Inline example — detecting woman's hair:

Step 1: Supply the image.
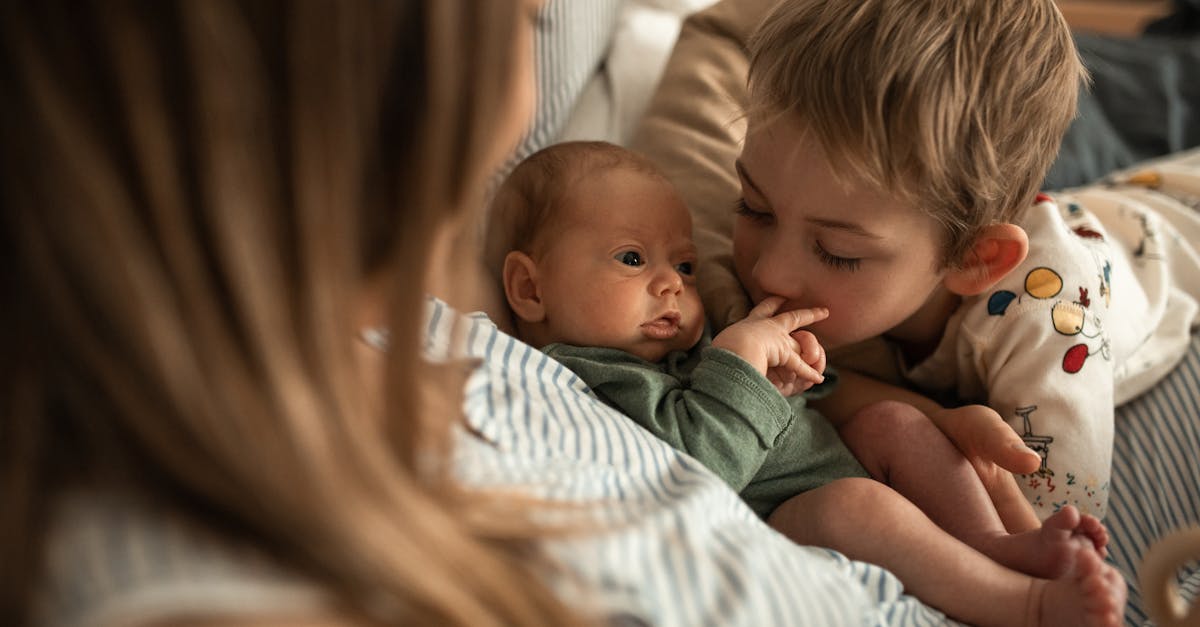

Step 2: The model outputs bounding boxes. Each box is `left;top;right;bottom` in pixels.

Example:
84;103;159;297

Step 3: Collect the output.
747;0;1088;266
0;1;589;625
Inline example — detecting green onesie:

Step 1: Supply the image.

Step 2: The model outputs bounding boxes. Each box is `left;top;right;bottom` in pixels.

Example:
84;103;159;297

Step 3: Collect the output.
544;338;868;518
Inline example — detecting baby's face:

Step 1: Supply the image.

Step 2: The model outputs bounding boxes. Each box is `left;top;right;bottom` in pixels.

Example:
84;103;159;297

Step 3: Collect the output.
732;116;949;350
534;167;705;362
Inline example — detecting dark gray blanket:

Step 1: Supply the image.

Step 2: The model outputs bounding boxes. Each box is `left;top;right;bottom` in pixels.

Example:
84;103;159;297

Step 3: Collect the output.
1046;30;1200;190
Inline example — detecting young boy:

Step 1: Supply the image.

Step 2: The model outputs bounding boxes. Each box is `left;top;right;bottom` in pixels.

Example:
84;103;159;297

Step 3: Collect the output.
724;0;1200;523
486;140;1126;627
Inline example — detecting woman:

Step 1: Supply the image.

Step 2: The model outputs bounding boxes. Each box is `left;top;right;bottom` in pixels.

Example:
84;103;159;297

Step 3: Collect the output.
0;1;589;624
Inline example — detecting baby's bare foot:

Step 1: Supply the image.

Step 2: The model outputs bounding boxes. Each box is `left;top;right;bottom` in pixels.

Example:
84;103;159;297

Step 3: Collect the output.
1034;547;1126;627
979;505;1097;578
1076;513;1109;558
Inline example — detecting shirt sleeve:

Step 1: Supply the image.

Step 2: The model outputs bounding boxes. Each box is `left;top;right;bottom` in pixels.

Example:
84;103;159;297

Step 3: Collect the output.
545;344;792;493
970;299;1115;518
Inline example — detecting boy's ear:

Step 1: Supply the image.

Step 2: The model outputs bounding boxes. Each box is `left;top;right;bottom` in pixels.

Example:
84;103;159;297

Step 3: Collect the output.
943;223;1029;296
502;250;546;323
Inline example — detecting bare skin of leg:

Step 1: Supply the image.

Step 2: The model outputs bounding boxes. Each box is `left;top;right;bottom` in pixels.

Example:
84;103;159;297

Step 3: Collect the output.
936;408;1043;534
768;478;1126;627
839;401;1107;578
812;370;1043;533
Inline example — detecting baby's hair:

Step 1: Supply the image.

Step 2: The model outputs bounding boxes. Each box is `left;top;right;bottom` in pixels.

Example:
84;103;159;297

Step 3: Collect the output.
485;140;666;283
747;0;1088;266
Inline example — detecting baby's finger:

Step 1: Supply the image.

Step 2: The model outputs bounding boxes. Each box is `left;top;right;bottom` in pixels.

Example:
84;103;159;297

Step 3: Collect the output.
783;351;825;385
766;369;788;394
747;295;787;320
792;331;826;372
769;363;803;396
772;306;829;331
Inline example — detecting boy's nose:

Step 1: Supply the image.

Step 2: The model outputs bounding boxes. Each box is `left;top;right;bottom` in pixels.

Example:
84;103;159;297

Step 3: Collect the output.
753;244;804;301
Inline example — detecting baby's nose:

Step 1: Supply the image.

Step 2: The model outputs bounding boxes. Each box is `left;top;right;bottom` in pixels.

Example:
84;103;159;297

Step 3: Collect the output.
651;267;684;295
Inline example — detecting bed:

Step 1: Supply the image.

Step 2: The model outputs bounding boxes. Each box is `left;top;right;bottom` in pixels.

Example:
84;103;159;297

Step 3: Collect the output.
486;1;1200;624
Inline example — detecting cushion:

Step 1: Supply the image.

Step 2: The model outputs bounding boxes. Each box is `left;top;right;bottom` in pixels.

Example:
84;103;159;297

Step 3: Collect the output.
498;0;625;181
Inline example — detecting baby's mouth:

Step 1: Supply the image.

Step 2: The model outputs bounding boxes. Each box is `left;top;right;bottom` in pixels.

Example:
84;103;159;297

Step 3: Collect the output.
641;312;681;340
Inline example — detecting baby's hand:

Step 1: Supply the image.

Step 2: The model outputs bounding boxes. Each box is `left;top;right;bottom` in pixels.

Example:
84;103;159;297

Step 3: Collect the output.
711;296;829;396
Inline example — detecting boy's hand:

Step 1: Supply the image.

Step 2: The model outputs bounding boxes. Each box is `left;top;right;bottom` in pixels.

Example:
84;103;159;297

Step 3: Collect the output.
930;405;1043;475
929;404;1044;532
711;296;829;396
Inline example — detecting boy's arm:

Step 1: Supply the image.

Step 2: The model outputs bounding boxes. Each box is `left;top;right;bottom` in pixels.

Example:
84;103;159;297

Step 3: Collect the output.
973;306;1117;520
549;345;791;493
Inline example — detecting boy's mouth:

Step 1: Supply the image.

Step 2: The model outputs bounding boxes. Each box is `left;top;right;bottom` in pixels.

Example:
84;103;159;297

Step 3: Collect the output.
641;312;681;340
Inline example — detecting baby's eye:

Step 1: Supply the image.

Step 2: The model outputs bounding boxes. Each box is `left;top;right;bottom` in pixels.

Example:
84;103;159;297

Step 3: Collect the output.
616;251;644;267
675;261;694;276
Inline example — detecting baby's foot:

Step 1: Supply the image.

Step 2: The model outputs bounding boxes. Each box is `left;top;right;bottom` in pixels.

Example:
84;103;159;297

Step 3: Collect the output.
1033;546;1126;627
1076;513;1109;558
979;506;1101;578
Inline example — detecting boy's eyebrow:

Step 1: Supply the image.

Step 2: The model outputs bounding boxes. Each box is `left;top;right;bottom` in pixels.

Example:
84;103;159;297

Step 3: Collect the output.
736;159;883;241
734;160;764;199
805;217;884;240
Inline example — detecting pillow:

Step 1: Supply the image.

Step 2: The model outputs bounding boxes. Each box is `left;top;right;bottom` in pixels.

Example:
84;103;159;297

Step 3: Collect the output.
558;0;721;146
497;0;624;180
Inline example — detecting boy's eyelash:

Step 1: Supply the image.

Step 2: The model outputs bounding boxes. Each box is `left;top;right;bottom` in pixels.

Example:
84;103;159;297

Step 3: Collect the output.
736;196;860;271
734;198;773;224
813;241;862;272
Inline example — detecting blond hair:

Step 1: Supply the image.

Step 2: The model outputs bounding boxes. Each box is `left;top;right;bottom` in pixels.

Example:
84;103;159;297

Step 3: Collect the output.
747;0;1088;265
485;140;666;282
0;1;591;625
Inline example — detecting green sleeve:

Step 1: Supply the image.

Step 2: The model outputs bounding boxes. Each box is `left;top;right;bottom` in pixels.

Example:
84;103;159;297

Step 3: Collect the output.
544;343;792;493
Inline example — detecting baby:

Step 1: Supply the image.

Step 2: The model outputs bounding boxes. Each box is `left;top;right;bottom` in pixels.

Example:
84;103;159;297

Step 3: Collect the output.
486;140;1126;627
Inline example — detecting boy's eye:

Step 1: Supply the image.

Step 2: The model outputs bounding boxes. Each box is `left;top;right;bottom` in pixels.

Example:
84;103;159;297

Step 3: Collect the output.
616;251;644;267
813;241;862;272
734;198;773;225
675;261;694;276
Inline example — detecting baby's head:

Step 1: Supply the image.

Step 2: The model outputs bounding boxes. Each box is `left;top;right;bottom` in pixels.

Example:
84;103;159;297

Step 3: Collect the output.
486;141;704;362
731;0;1088;349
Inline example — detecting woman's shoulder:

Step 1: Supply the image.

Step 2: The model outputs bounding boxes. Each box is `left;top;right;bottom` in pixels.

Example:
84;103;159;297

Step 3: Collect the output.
33;490;326;627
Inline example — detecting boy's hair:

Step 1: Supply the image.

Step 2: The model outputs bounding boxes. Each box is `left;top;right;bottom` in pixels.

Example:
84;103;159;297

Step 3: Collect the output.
485;140;666;282
747;0;1089;266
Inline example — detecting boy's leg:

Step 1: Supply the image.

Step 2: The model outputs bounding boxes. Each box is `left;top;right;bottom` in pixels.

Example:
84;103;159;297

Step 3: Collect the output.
838;401;1106;578
768;478;1125;627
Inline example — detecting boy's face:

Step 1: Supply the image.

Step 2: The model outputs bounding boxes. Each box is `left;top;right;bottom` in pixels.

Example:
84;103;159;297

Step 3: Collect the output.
733;117;949;350
533;167;705;362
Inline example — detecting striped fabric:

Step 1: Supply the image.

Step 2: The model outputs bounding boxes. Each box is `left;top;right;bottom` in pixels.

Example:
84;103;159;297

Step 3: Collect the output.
496;0;624;182
443;306;959;626
444;301;1200;626
35;493;326;626
34;297;1197;625
1110;331;1200;626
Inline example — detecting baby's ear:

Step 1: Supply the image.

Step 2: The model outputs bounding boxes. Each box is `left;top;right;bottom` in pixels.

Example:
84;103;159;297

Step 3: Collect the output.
502;250;546;323
943;223;1028;296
